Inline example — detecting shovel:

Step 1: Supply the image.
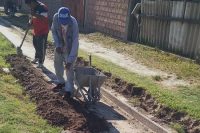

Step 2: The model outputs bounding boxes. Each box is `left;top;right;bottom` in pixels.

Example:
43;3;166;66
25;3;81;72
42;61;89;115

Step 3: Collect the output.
17;27;30;55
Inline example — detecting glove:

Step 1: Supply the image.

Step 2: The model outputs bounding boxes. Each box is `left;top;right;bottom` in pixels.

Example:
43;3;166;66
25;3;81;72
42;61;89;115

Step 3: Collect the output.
27;17;32;27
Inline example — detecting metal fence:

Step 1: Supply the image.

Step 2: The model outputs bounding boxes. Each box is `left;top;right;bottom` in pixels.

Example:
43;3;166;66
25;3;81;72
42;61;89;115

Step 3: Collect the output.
139;0;200;61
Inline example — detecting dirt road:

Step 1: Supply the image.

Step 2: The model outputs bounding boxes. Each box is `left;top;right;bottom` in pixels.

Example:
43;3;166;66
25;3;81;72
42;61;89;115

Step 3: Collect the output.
79;38;189;88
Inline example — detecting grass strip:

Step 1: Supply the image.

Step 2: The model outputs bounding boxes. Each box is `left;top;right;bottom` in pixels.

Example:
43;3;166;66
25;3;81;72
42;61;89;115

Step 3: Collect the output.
78;49;200;119
0;34;61;133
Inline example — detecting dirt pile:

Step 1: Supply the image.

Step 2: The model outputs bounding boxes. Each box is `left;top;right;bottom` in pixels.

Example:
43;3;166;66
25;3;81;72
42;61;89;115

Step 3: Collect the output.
6;54;109;133
102;71;200;133
73;57;200;133
47;45;200;132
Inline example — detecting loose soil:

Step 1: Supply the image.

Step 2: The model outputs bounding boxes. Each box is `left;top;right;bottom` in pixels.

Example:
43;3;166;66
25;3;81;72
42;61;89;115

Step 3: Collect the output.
83;57;200;133
46;45;200;133
2;15;195;132
6;54;109;133
4;40;199;133
103;75;200;133
5;45;200;133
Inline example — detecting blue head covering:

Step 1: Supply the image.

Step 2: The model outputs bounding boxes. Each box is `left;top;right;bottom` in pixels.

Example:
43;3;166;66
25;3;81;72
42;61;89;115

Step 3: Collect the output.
58;7;71;25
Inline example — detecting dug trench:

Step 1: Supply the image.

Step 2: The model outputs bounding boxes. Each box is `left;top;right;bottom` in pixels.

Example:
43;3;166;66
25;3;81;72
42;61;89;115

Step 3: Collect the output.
2;13;199;132
6;44;200;133
47;45;200;133
103;75;200;133
76;57;200;133
6;55;110;133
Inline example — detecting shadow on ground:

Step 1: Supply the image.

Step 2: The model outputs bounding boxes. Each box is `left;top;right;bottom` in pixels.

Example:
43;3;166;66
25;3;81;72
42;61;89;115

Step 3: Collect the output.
6;54;125;132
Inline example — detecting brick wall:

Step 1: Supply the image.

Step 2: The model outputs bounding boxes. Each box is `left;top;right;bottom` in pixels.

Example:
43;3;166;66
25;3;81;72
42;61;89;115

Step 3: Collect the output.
85;0;129;39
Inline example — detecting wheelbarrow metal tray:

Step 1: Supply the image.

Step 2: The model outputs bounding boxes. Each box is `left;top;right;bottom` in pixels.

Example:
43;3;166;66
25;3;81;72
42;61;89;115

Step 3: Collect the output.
74;67;107;88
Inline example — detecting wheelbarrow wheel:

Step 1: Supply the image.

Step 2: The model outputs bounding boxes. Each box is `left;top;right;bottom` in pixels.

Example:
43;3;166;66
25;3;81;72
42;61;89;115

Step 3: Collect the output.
88;87;101;103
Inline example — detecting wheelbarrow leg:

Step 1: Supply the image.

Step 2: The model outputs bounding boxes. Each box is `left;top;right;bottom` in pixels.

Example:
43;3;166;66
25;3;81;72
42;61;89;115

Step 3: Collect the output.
78;87;89;102
74;78;89;102
88;76;94;103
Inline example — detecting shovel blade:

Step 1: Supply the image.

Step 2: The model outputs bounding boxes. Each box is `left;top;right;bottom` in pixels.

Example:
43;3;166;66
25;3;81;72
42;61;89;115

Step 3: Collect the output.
17;47;23;55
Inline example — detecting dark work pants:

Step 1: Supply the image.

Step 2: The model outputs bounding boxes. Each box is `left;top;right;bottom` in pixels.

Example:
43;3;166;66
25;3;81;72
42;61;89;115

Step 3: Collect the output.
33;34;48;64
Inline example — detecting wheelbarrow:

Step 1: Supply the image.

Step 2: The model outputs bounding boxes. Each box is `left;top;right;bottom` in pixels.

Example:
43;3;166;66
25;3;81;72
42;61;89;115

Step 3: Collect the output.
74;66;107;103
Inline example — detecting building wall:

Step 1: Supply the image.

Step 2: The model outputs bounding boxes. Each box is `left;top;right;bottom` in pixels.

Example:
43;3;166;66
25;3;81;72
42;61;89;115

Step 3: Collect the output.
16;0;131;39
85;0;129;39
20;0;84;25
20;0;63;20
42;0;63;19
62;0;85;27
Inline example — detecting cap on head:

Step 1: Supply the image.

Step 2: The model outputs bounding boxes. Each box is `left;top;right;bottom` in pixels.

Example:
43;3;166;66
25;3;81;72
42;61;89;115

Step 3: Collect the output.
58;7;71;25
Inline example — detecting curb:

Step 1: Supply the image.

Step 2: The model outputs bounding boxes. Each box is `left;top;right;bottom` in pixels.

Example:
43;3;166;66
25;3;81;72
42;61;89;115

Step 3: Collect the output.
101;88;169;133
0;17;169;133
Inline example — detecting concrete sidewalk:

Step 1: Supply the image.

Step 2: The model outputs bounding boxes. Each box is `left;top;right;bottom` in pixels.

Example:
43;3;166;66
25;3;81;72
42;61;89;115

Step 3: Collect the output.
0;17;158;133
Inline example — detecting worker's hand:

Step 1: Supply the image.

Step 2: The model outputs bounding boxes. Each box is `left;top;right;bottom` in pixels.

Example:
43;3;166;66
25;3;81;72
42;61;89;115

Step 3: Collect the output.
27;17;32;27
65;63;72;71
56;47;62;54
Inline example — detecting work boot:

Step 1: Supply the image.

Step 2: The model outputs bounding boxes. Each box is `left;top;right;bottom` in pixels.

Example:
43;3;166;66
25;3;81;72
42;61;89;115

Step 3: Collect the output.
63;91;72;101
31;58;39;64
36;63;44;68
52;83;65;92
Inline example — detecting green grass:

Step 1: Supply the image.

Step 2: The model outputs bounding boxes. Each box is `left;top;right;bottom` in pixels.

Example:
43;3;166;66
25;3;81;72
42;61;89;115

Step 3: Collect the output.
170;123;185;133
0;34;61;133
0;34;15;68
2;11;200;122
78;49;200;119
2;12;199;82
80;33;200;83
47;32;53;44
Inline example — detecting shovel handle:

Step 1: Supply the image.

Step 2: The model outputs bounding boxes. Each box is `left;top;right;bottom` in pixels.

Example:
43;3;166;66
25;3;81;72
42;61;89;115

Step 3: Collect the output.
19;27;29;48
